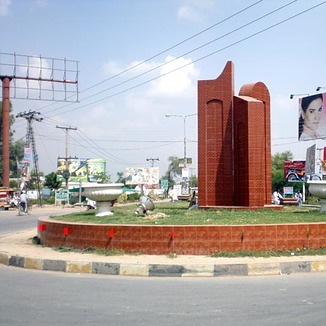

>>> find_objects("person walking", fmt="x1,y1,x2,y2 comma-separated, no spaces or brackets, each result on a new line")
295,190,303,206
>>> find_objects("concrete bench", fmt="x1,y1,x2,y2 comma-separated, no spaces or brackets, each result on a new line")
282,198,298,205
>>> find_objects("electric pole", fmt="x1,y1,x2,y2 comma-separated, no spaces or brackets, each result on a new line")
16,110,43,206
146,157,159,167
56,125,77,189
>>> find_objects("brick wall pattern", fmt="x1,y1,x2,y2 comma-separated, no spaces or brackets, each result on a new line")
198,61,271,208
38,219,326,255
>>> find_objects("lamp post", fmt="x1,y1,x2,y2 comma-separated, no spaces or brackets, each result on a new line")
165,113,197,195
290,93,309,99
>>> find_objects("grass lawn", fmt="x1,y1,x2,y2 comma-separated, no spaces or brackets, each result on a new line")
51,200,326,225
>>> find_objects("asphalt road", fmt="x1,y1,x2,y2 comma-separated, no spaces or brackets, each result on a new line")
0,205,84,236
1,266,326,326
1,206,326,325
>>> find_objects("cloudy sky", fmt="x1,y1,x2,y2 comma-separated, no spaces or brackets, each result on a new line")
1,0,326,181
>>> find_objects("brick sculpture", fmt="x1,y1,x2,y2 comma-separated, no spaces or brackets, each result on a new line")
198,61,271,208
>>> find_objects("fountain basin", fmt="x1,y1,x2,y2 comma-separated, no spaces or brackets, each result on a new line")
308,181,326,212
82,183,124,216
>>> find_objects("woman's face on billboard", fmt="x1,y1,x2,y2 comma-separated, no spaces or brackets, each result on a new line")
302,98,323,131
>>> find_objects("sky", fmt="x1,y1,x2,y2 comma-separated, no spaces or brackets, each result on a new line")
1,0,326,182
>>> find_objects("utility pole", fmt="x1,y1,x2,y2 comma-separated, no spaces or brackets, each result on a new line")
165,113,197,195
56,125,77,189
16,110,43,206
146,157,159,167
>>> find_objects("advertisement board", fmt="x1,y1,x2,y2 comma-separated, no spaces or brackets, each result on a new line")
305,144,316,175
283,161,305,181
298,93,326,141
87,159,106,182
57,158,106,183
125,167,159,185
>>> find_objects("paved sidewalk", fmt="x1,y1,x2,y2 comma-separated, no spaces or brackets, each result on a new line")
1,229,326,277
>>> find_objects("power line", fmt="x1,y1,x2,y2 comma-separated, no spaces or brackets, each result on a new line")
10,1,326,170
30,0,263,114
40,1,325,118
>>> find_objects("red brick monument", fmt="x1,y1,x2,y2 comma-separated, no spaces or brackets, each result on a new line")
198,61,272,208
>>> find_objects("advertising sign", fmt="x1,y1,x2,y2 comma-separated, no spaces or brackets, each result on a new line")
161,179,169,191
23,148,32,163
283,187,294,195
55,189,69,201
298,93,326,141
56,158,106,183
284,161,305,182
125,167,159,185
305,144,316,175
87,159,106,182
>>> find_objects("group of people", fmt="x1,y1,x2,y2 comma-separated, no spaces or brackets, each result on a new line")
273,189,302,206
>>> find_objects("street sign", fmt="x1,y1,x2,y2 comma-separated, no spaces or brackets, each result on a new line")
55,189,69,201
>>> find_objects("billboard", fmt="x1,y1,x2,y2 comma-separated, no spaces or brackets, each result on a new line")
305,144,316,175
87,159,106,183
57,158,106,183
298,93,326,141
125,167,159,185
284,160,305,181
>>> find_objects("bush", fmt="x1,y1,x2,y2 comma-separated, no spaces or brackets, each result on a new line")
127,193,141,201
117,193,128,203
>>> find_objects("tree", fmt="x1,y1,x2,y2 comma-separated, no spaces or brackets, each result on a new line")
272,151,293,171
9,139,25,178
0,102,24,184
116,171,126,184
272,151,295,192
189,175,198,188
44,172,62,190
163,155,183,190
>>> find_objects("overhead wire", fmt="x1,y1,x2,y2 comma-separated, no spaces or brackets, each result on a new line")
11,1,326,165
32,0,263,114
40,0,325,163
41,0,323,119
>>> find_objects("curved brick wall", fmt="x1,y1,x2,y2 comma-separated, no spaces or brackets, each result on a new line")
38,218,326,255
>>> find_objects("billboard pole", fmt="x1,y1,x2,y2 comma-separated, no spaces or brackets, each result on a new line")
1,76,11,187
0,52,79,188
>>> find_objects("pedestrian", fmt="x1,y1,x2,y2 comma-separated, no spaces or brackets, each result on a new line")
295,190,303,206
20,190,29,213
273,189,283,205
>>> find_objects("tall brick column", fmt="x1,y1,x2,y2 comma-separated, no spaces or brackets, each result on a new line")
197,62,271,208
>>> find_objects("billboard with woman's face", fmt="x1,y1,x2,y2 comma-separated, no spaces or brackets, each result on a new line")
298,93,326,141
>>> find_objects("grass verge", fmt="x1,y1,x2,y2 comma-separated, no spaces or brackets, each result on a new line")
51,201,325,225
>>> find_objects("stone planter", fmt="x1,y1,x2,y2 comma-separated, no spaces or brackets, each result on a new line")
82,183,124,216
308,181,326,212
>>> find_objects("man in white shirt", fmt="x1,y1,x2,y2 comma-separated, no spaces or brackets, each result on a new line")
273,189,283,205
20,190,29,213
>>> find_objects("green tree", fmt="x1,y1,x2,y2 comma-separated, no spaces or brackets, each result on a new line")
163,155,182,190
44,172,62,190
9,139,25,178
116,171,126,184
272,151,294,192
272,151,293,170
0,102,24,184
189,175,198,188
